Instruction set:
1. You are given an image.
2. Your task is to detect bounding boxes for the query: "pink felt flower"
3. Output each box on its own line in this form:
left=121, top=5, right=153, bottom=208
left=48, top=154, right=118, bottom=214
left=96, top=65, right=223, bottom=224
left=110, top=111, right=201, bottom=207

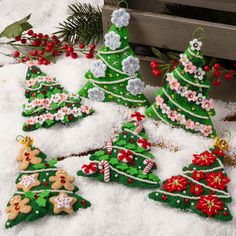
left=201, top=99, right=213, bottom=111
left=60, top=106, right=71, bottom=115
left=155, top=95, right=164, bottom=106
left=45, top=75, right=54, bottom=83
left=44, top=113, right=54, bottom=120
left=183, top=62, right=196, bottom=74
left=59, top=93, right=68, bottom=101
left=26, top=79, right=36, bottom=87
left=177, top=114, right=186, bottom=125
left=33, top=99, right=42, bottom=107
left=200, top=125, right=213, bottom=137
left=167, top=110, right=178, bottom=121
left=185, top=90, right=197, bottom=102
left=42, top=99, right=51, bottom=108
left=25, top=117, right=35, bottom=125
left=81, top=105, right=91, bottom=114
left=186, top=119, right=195, bottom=129
left=169, top=78, right=180, bottom=91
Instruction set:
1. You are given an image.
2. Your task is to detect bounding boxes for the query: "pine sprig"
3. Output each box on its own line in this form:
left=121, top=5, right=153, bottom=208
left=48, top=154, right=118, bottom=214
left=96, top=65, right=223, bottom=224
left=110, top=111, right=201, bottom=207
left=55, top=3, right=103, bottom=45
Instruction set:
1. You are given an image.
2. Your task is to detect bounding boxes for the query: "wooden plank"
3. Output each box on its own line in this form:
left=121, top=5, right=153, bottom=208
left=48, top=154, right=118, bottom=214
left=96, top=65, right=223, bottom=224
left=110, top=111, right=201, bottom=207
left=102, top=5, right=236, bottom=60
left=160, top=0, right=236, bottom=12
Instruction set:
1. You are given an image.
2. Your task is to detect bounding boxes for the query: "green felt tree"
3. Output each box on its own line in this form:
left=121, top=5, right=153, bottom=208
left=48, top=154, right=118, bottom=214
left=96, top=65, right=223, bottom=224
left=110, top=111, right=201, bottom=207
left=22, top=63, right=93, bottom=131
left=77, top=112, right=160, bottom=188
left=5, top=136, right=90, bottom=229
left=78, top=8, right=149, bottom=107
left=148, top=144, right=233, bottom=221
left=146, top=37, right=216, bottom=138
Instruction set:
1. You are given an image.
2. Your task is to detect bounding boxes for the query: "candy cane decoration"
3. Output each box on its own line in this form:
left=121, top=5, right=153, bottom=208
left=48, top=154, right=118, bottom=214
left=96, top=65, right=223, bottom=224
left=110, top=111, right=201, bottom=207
left=134, top=124, right=144, bottom=135
left=98, top=160, right=110, bottom=182
left=106, top=137, right=113, bottom=154
left=143, top=159, right=155, bottom=175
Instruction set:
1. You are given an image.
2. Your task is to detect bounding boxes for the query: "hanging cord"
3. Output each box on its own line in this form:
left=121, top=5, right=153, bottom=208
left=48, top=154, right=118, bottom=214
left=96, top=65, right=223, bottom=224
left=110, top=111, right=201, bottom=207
left=118, top=0, right=128, bottom=8
left=192, top=27, right=205, bottom=41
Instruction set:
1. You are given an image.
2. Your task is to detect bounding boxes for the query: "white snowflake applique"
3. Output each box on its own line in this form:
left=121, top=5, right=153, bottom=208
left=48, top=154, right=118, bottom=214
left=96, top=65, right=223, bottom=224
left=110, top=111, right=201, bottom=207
left=88, top=87, right=105, bottom=102
left=126, top=78, right=145, bottom=95
left=90, top=60, right=107, bottom=78
left=104, top=31, right=121, bottom=50
left=122, top=56, right=140, bottom=76
left=111, top=8, right=130, bottom=28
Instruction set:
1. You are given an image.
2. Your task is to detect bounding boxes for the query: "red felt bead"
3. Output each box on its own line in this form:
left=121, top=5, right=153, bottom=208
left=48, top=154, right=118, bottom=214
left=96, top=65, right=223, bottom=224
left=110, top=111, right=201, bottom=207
left=213, top=70, right=221, bottom=78
left=34, top=194, right=39, bottom=199
left=214, top=63, right=221, bottom=70
left=52, top=50, right=59, bottom=56
left=203, top=65, right=210, bottom=71
left=45, top=46, right=52, bottom=52
left=31, top=50, right=38, bottom=56
left=213, top=79, right=221, bottom=86
left=224, top=73, right=232, bottom=81
left=150, top=60, right=158, bottom=69
left=61, top=179, right=66, bottom=184
left=45, top=163, right=49, bottom=167
left=44, top=182, right=48, bottom=186
left=41, top=40, right=47, bottom=46
left=44, top=34, right=49, bottom=39
left=65, top=52, right=70, bottom=57
left=81, top=199, right=86, bottom=205
left=52, top=35, right=57, bottom=40
left=79, top=43, right=85, bottom=49
left=39, top=50, right=44, bottom=56
left=184, top=199, right=189, bottom=204
left=38, top=33, right=43, bottom=38
left=32, top=33, right=37, bottom=38
left=15, top=36, right=21, bottom=41
left=162, top=195, right=167, bottom=201
left=63, top=44, right=68, bottom=50
left=27, top=30, right=33, bottom=36
left=13, top=51, right=20, bottom=57
left=21, top=38, right=27, bottom=44
left=68, top=115, right=74, bottom=121
left=86, top=52, right=93, bottom=59
left=127, top=178, right=133, bottom=184
left=153, top=69, right=161, bottom=77
left=48, top=42, right=54, bottom=48
left=67, top=46, right=74, bottom=53
left=71, top=52, right=78, bottom=59
left=32, top=40, right=40, bottom=47
left=90, top=44, right=96, bottom=50
left=223, top=211, right=228, bottom=216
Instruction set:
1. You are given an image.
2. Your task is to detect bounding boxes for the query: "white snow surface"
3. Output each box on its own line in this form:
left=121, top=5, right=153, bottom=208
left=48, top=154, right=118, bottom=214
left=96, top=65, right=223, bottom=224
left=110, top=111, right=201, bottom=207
left=0, top=1, right=236, bottom=236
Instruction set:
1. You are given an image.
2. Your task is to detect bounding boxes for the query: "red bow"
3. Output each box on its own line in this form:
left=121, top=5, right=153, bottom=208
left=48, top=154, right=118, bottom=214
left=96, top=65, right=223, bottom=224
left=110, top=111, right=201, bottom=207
left=117, top=150, right=133, bottom=163
left=131, top=112, right=145, bottom=122
left=82, top=162, right=97, bottom=175
left=137, top=138, right=151, bottom=150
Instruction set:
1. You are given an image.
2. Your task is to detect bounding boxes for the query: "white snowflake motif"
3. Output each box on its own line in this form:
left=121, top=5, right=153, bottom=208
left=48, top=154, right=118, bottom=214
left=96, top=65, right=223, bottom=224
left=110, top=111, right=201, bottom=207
left=122, top=56, right=140, bottom=76
left=90, top=60, right=107, bottom=78
left=126, top=78, right=145, bottom=95
left=190, top=38, right=202, bottom=51
left=196, top=93, right=206, bottom=105
left=179, top=54, right=189, bottom=64
left=55, top=110, right=65, bottom=121
left=72, top=107, right=82, bottom=117
left=194, top=68, right=205, bottom=80
left=19, top=174, right=37, bottom=188
left=55, top=193, right=74, bottom=209
left=104, top=31, right=121, bottom=50
left=88, top=87, right=105, bottom=102
left=166, top=72, right=174, bottom=82
left=34, top=115, right=45, bottom=124
left=111, top=8, right=130, bottom=28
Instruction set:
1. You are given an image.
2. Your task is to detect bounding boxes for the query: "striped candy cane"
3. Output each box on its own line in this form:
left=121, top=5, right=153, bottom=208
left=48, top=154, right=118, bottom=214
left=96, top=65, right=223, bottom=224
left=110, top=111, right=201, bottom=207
left=106, top=137, right=113, bottom=154
left=134, top=124, right=144, bottom=135
left=98, top=160, right=110, bottom=182
left=143, top=159, right=155, bottom=174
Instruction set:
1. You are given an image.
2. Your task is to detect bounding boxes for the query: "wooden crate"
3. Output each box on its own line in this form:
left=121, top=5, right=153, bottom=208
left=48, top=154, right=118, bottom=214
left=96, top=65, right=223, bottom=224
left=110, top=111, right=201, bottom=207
left=103, top=0, right=236, bottom=101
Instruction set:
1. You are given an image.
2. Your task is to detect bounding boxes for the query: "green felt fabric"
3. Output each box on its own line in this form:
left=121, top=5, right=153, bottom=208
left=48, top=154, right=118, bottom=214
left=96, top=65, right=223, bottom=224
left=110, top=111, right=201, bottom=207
left=22, top=66, right=94, bottom=131
left=148, top=147, right=233, bottom=221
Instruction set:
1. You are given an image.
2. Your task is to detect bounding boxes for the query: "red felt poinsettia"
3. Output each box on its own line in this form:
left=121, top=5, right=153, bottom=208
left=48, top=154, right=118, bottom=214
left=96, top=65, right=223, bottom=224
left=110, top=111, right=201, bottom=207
left=137, top=138, right=151, bottom=150
left=191, top=170, right=205, bottom=181
left=130, top=112, right=145, bottom=122
left=205, top=171, right=230, bottom=190
left=163, top=175, right=188, bottom=192
left=192, top=150, right=216, bottom=166
left=81, top=162, right=97, bottom=175
left=213, top=148, right=225, bottom=156
left=190, top=184, right=204, bottom=196
left=196, top=194, right=224, bottom=217
left=117, top=150, right=133, bottom=163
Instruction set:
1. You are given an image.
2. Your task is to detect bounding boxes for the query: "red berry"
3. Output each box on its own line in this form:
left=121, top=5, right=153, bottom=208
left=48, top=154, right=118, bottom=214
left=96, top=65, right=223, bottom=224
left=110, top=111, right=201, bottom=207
left=37, top=33, right=43, bottom=38
left=39, top=50, right=44, bottom=55
left=223, top=211, right=228, bottom=216
left=162, top=195, right=167, bottom=201
left=21, top=38, right=27, bottom=44
left=52, top=35, right=57, bottom=40
left=150, top=60, right=158, bottom=69
left=127, top=178, right=133, bottom=184
left=39, top=57, right=44, bottom=62
left=63, top=44, right=68, bottom=50
left=213, top=70, right=221, bottom=78
left=44, top=34, right=49, bottom=39
left=213, top=79, right=221, bottom=86
left=65, top=52, right=70, bottom=57
left=32, top=40, right=40, bottom=47
left=68, top=115, right=73, bottom=121
left=71, top=52, right=78, bottom=59
left=90, top=44, right=96, bottom=50
left=79, top=43, right=85, bottom=49
left=81, top=199, right=86, bottom=205
left=54, top=39, right=60, bottom=44
left=67, top=46, right=74, bottom=53
left=224, top=73, right=232, bottom=81
left=43, top=60, right=49, bottom=65
left=46, top=46, right=52, bottom=52
left=86, top=52, right=93, bottom=59
left=153, top=69, right=161, bottom=77
left=27, top=30, right=33, bottom=36
left=31, top=50, right=38, bottom=56
left=15, top=36, right=21, bottom=41
left=13, top=51, right=20, bottom=57
left=48, top=41, right=54, bottom=48
left=204, top=65, right=210, bottom=71
left=184, top=199, right=189, bottom=204
left=229, top=70, right=234, bottom=76
left=41, top=40, right=47, bottom=46
left=43, top=182, right=48, bottom=187
left=52, top=50, right=59, bottom=56
left=32, top=33, right=37, bottom=38
left=214, top=63, right=221, bottom=70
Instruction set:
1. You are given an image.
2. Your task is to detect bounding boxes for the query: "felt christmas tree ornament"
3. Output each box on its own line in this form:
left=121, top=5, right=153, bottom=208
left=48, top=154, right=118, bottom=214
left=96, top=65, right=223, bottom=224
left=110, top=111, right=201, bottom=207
left=23, top=62, right=93, bottom=131
left=78, top=7, right=149, bottom=107
left=145, top=31, right=216, bottom=138
left=5, top=136, right=90, bottom=229
left=148, top=137, right=233, bottom=221
left=77, top=112, right=160, bottom=188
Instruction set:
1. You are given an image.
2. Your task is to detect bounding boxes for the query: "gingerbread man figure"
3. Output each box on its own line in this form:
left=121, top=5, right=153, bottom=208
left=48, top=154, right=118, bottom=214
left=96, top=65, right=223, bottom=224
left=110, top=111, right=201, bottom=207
left=16, top=147, right=42, bottom=170
left=49, top=170, right=75, bottom=191
left=6, top=195, right=32, bottom=220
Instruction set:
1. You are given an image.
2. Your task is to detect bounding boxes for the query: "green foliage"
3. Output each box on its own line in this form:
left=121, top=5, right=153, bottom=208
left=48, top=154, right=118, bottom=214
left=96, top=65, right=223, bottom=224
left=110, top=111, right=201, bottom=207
left=55, top=3, right=103, bottom=44
left=0, top=14, right=32, bottom=38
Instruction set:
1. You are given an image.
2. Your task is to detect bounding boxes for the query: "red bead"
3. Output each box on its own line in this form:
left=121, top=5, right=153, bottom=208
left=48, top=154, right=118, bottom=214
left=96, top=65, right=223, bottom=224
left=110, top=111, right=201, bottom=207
left=79, top=43, right=85, bottom=49
left=203, top=65, right=210, bottom=71
left=61, top=179, right=66, bottom=184
left=25, top=90, right=30, bottom=94
left=63, top=44, right=68, bottom=50
left=45, top=163, right=49, bottom=167
left=31, top=70, right=36, bottom=74
left=213, top=70, right=221, bottom=78
left=31, top=50, right=38, bottom=56
left=15, top=206, right=20, bottom=211
left=99, top=169, right=104, bottom=174
left=129, top=139, right=134, bottom=143
left=26, top=157, right=30, bottom=161
left=184, top=199, right=189, bottom=204
left=130, top=161, right=135, bottom=166
left=54, top=39, right=60, bottom=44
left=123, top=131, right=128, bottom=135
left=34, top=194, right=39, bottom=199
left=13, top=51, right=20, bottom=57
left=32, top=93, right=36, bottom=97
left=68, top=115, right=74, bottom=121
left=39, top=50, right=44, bottom=55
left=44, top=34, right=49, bottom=39
left=42, top=90, right=46, bottom=94
left=65, top=52, right=70, bottom=57
left=27, top=30, right=33, bottom=36
left=45, top=46, right=52, bottom=52
left=152, top=69, right=161, bottom=77
left=48, top=42, right=54, bottom=48
left=214, top=63, right=221, bottom=70
left=15, top=36, right=21, bottom=41
left=90, top=44, right=96, bottom=50
left=41, top=40, right=47, bottom=46
left=32, top=40, right=40, bottom=47
left=21, top=38, right=27, bottom=44
left=71, top=52, right=78, bottom=59
left=32, top=33, right=37, bottom=38
left=150, top=60, right=158, bottom=69
left=127, top=178, right=133, bottom=184
left=213, top=79, right=221, bottom=86
left=52, top=50, right=59, bottom=56
left=44, top=182, right=48, bottom=186
left=162, top=195, right=167, bottom=201
left=38, top=33, right=43, bottom=38
left=81, top=199, right=86, bottom=205
left=86, top=52, right=93, bottom=59
left=223, top=211, right=228, bottom=216
left=67, top=46, right=74, bottom=53
left=26, top=125, right=30, bottom=130
left=224, top=73, right=232, bottom=81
